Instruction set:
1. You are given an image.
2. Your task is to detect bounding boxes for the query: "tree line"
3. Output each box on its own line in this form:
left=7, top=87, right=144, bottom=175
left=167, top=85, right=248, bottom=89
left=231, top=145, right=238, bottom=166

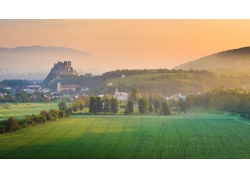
left=0, top=101, right=71, bottom=134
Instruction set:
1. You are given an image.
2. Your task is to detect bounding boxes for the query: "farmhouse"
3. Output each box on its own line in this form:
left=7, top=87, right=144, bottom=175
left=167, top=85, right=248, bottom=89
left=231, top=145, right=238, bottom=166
left=121, top=74, right=125, bottom=77
left=108, top=82, right=112, bottom=86
left=113, top=86, right=128, bottom=101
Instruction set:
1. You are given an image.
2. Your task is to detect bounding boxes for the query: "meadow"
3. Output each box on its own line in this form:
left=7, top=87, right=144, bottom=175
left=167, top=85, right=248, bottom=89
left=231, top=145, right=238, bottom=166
left=0, top=102, right=60, bottom=120
left=1, top=108, right=250, bottom=159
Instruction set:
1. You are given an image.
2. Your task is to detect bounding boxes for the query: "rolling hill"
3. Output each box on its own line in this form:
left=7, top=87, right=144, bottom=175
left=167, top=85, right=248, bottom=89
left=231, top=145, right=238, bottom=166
left=174, top=47, right=250, bottom=70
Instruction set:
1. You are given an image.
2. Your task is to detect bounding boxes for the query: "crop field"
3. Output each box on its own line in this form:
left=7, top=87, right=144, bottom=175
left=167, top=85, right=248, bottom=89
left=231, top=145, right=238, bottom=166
left=1, top=110, right=250, bottom=159
left=0, top=103, right=59, bottom=120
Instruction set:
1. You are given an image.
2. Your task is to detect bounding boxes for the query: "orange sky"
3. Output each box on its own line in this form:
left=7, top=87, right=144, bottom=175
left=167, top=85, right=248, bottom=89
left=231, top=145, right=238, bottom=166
left=1, top=19, right=250, bottom=69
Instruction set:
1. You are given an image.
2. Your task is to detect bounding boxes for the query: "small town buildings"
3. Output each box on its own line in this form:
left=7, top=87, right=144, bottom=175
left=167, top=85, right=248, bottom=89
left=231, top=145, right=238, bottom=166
left=170, top=93, right=186, bottom=100
left=81, top=87, right=89, bottom=92
left=23, top=89, right=34, bottom=94
left=26, top=85, right=41, bottom=91
left=98, top=95, right=104, bottom=98
left=57, top=82, right=77, bottom=92
left=113, top=86, right=128, bottom=101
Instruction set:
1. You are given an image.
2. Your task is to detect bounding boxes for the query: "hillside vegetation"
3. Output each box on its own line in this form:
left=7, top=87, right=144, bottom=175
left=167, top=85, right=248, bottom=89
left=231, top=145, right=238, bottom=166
left=174, top=46, right=250, bottom=70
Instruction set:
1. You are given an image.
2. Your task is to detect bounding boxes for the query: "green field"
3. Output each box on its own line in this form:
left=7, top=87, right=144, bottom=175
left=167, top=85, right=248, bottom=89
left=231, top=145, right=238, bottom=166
left=1, top=109, right=250, bottom=159
left=0, top=103, right=60, bottom=120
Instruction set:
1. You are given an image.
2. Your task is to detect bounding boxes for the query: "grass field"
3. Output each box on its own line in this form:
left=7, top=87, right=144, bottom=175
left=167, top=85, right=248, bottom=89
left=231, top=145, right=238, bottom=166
left=0, top=102, right=60, bottom=120
left=1, top=108, right=250, bottom=159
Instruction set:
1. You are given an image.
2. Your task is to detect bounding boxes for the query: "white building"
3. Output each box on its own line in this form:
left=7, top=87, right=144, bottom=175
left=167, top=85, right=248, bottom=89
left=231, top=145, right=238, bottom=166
left=108, top=82, right=112, bottom=86
left=121, top=74, right=125, bottom=78
left=170, top=93, right=186, bottom=100
left=113, top=86, right=128, bottom=101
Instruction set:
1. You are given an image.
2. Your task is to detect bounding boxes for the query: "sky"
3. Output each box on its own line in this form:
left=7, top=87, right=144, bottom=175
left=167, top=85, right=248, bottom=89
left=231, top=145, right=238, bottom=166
left=1, top=19, right=250, bottom=69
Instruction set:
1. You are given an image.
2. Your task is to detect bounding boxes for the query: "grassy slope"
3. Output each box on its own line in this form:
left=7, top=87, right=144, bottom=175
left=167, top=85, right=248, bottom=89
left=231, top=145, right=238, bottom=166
left=0, top=103, right=60, bottom=120
left=1, top=109, right=250, bottom=159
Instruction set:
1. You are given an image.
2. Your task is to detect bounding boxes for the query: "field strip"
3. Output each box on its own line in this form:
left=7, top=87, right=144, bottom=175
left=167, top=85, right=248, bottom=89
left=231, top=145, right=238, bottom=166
left=186, top=119, right=210, bottom=159
left=171, top=119, right=185, bottom=159
left=54, top=118, right=98, bottom=158
left=156, top=119, right=163, bottom=159
left=106, top=118, right=128, bottom=159
left=233, top=119, right=250, bottom=126
left=131, top=119, right=144, bottom=159
left=81, top=119, right=113, bottom=158
left=202, top=120, right=234, bottom=159
left=1, top=125, right=57, bottom=158
left=29, top=119, right=79, bottom=158
left=217, top=120, right=250, bottom=152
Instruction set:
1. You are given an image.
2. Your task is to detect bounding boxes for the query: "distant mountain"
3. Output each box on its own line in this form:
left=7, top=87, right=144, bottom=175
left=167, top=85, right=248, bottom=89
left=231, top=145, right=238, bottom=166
left=174, top=47, right=250, bottom=70
left=0, top=46, right=96, bottom=79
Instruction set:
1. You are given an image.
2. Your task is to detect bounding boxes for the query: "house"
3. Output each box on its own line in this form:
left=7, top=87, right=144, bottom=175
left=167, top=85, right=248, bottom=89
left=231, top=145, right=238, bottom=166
left=113, top=86, right=128, bottom=101
left=98, top=95, right=104, bottom=98
left=81, top=87, right=89, bottom=92
left=108, top=82, right=112, bottom=86
left=41, top=88, right=51, bottom=93
left=170, top=93, right=186, bottom=100
left=121, top=74, right=125, bottom=78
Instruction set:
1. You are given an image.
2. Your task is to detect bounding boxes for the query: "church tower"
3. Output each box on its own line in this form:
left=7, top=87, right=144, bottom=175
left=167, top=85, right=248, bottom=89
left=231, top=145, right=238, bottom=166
left=57, top=82, right=61, bottom=92
left=115, top=86, right=118, bottom=95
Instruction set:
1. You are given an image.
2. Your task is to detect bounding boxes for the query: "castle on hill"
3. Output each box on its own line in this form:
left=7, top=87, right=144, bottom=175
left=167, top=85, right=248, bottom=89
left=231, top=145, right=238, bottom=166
left=51, top=61, right=78, bottom=81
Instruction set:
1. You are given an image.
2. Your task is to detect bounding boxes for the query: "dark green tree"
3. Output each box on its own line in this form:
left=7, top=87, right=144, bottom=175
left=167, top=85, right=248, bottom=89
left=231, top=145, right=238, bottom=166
left=103, top=99, right=110, bottom=113
left=96, top=97, right=103, bottom=113
left=126, top=100, right=134, bottom=115
left=162, top=101, right=171, bottom=115
left=89, top=97, right=97, bottom=114
left=154, top=100, right=161, bottom=110
left=110, top=98, right=119, bottom=114
left=149, top=103, right=153, bottom=112
left=138, top=98, right=149, bottom=114
left=178, top=98, right=187, bottom=112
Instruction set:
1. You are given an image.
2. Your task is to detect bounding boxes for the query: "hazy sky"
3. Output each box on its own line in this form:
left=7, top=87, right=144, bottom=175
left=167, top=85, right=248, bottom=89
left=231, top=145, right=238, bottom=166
left=1, top=19, right=250, bottom=68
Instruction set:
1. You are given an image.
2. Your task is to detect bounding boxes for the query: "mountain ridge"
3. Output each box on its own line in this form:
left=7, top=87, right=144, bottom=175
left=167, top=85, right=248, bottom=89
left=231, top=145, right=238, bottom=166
left=174, top=46, right=250, bottom=70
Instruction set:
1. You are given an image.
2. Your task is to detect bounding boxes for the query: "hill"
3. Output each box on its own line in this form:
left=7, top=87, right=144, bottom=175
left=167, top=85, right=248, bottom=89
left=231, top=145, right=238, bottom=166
left=0, top=46, right=95, bottom=79
left=174, top=47, right=250, bottom=70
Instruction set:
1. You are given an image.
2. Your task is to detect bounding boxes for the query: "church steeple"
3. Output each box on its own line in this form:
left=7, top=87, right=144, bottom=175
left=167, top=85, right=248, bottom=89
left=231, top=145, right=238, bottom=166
left=115, top=86, right=118, bottom=95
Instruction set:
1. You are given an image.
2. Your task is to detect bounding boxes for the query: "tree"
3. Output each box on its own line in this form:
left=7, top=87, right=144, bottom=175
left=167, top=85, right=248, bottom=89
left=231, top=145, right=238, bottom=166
left=89, top=97, right=97, bottom=114
left=103, top=99, right=110, bottom=113
left=185, top=96, right=194, bottom=108
left=126, top=100, right=134, bottom=115
left=169, top=99, right=178, bottom=108
left=110, top=98, right=119, bottom=114
left=154, top=100, right=161, bottom=110
left=103, top=94, right=112, bottom=100
left=149, top=103, right=153, bottom=112
left=162, top=101, right=171, bottom=115
left=141, top=92, right=149, bottom=100
left=124, top=108, right=129, bottom=115
left=0, top=124, right=6, bottom=133
left=138, top=98, right=149, bottom=114
left=6, top=117, right=18, bottom=132
left=58, top=101, right=68, bottom=111
left=178, top=98, right=186, bottom=112
left=96, top=97, right=103, bottom=113
left=129, top=87, right=141, bottom=101
left=78, top=98, right=85, bottom=110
